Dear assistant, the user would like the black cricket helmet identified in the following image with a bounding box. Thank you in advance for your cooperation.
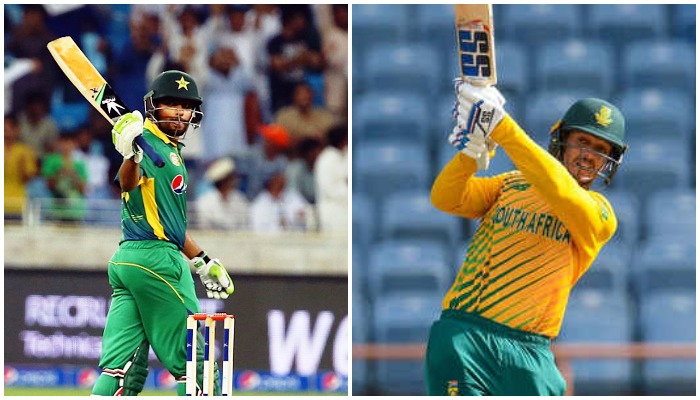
[144,70,203,138]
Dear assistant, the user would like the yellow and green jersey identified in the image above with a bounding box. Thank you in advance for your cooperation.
[120,120,189,249]
[431,115,617,338]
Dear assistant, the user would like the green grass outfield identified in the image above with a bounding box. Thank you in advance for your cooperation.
[4,387,343,396]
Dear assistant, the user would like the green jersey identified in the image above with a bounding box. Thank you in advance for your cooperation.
[120,120,188,249]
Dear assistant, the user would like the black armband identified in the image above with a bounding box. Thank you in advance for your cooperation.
[196,251,211,264]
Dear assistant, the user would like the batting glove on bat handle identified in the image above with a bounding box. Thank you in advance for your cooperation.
[112,111,144,161]
[193,252,235,300]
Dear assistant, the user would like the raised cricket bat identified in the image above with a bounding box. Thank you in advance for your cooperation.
[47,36,165,167]
[454,5,497,86]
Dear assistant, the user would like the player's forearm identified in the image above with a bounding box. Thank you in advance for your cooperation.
[119,159,141,192]
[182,232,205,260]
[431,152,500,219]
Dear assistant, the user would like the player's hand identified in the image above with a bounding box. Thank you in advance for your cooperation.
[193,254,235,300]
[449,126,496,170]
[453,78,506,139]
[112,111,144,163]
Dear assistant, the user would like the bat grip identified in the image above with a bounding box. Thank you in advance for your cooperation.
[135,136,165,168]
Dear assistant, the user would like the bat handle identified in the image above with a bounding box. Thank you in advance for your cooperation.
[135,136,166,168]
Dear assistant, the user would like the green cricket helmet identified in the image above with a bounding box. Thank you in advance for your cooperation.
[144,70,203,139]
[548,98,628,186]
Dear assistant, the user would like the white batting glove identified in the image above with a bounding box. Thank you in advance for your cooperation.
[193,253,235,300]
[453,78,506,139]
[112,111,144,163]
[448,126,496,169]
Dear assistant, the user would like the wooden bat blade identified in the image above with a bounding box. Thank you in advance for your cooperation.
[47,36,127,125]
[47,36,165,168]
[454,4,497,86]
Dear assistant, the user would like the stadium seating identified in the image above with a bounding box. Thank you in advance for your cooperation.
[353,141,431,201]
[414,4,456,68]
[644,189,695,240]
[352,296,370,394]
[558,289,634,395]
[367,239,451,300]
[352,4,409,60]
[618,88,693,142]
[364,43,442,100]
[622,39,695,91]
[639,290,696,395]
[536,39,614,98]
[380,190,463,250]
[352,192,374,256]
[633,236,696,295]
[373,292,443,395]
[615,137,690,204]
[574,241,630,295]
[672,4,696,42]
[603,190,640,248]
[589,5,668,46]
[495,41,528,104]
[354,91,431,146]
[501,5,582,47]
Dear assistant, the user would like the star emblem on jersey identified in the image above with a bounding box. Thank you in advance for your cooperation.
[594,106,613,127]
[176,77,190,90]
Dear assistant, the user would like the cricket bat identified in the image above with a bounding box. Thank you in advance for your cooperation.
[454,5,497,86]
[47,36,165,167]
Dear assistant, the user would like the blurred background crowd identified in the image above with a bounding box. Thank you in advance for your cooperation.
[5,4,348,234]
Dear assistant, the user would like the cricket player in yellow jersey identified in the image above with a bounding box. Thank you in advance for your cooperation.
[424,80,628,396]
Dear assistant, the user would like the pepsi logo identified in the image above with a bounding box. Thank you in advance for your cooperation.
[236,370,261,390]
[320,372,341,391]
[171,174,187,195]
[77,368,99,387]
[4,367,18,385]
[156,369,177,388]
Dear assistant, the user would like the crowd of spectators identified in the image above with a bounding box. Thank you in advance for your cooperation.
[4,4,348,234]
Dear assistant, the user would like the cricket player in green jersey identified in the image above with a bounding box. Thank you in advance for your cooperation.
[91,70,234,396]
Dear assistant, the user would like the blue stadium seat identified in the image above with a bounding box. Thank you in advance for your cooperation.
[352,296,370,394]
[352,5,409,59]
[634,236,695,295]
[536,39,614,98]
[367,239,451,300]
[523,90,600,147]
[380,190,463,249]
[639,290,696,395]
[352,54,363,95]
[373,292,443,395]
[558,289,634,395]
[501,5,582,46]
[354,92,430,146]
[51,101,90,132]
[364,43,442,99]
[615,138,690,203]
[496,41,529,99]
[589,5,667,46]
[622,40,695,91]
[352,192,374,256]
[415,4,456,57]
[354,141,431,201]
[574,241,630,295]
[618,88,693,142]
[645,189,695,240]
[672,4,696,42]
[352,246,366,300]
[603,190,640,248]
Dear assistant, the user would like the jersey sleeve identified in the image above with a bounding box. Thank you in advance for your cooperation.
[430,152,506,219]
[490,115,617,273]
